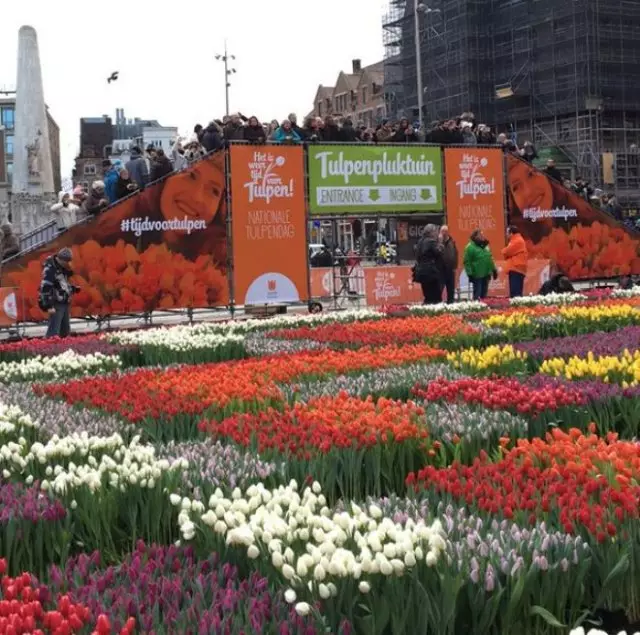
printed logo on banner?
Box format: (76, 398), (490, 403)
(456, 154), (496, 201)
(371, 270), (403, 303)
(245, 152), (295, 205)
(3, 292), (17, 321)
(245, 273), (299, 304)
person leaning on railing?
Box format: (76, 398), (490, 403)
(50, 192), (79, 232)
(83, 181), (109, 217)
(271, 120), (303, 144)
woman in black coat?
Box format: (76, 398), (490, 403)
(414, 224), (445, 304)
(243, 116), (266, 144)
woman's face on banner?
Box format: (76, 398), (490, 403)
(509, 161), (553, 213)
(160, 158), (224, 226)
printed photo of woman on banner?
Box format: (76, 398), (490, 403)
(506, 154), (640, 280)
(3, 152), (229, 322)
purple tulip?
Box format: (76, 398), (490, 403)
(42, 543), (344, 633)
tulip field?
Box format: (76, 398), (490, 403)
(4, 289), (640, 634)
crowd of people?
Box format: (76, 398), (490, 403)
(50, 145), (180, 232)
(412, 223), (560, 305)
(46, 110), (631, 235)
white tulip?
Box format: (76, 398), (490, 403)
(247, 545), (260, 559)
(296, 560), (309, 578)
(284, 589), (297, 604)
(358, 581), (371, 594)
(282, 564), (295, 580)
(404, 551), (417, 568)
(295, 602), (310, 617)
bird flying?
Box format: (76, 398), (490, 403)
(107, 71), (119, 84)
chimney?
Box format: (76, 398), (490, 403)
(352, 59), (362, 74)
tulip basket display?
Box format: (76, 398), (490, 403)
(4, 304), (640, 633)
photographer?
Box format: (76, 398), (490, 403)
(39, 247), (80, 338)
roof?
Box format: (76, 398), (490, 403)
(312, 85), (334, 104)
(363, 61), (384, 74)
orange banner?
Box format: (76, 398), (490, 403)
(444, 148), (507, 276)
(0, 288), (20, 326)
(230, 145), (308, 305)
(364, 266), (424, 306)
(310, 266), (366, 298)
(506, 153), (640, 279)
(312, 262), (551, 306)
(4, 153), (229, 322)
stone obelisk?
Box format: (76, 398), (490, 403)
(11, 25), (55, 234)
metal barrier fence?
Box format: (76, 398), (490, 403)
(18, 220), (58, 253)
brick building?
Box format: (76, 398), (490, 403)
(309, 59), (386, 128)
(0, 93), (61, 204)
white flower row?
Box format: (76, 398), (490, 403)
(510, 292), (587, 307)
(408, 301), (487, 314)
(612, 287), (640, 298)
(110, 328), (245, 352)
(0, 350), (121, 384)
(0, 431), (126, 474)
(40, 435), (187, 495)
(0, 402), (187, 495)
(105, 309), (381, 346)
(174, 480), (446, 598)
(0, 403), (39, 436)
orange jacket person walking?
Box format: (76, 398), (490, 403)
(502, 225), (528, 298)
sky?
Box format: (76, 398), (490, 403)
(0, 0), (385, 180)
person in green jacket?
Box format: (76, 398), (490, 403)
(463, 229), (498, 300)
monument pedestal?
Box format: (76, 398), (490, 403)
(10, 193), (55, 235)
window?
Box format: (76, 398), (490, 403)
(317, 101), (323, 116)
(362, 86), (368, 104)
(5, 135), (13, 156)
(6, 162), (12, 183)
(1, 108), (14, 130)
(83, 164), (96, 176)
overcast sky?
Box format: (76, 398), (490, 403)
(0, 0), (385, 180)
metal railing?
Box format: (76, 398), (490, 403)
(18, 220), (58, 253)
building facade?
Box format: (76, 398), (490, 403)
(383, 0), (640, 204)
(73, 109), (177, 191)
(309, 59), (386, 128)
(0, 94), (61, 204)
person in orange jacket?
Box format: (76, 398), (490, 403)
(502, 225), (528, 297)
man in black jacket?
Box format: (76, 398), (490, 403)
(440, 225), (459, 304)
(321, 115), (342, 142)
(202, 122), (224, 152)
(544, 159), (563, 183)
(39, 247), (78, 338)
(150, 149), (174, 181)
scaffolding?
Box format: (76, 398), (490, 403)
(382, 0), (408, 121)
(383, 0), (640, 204)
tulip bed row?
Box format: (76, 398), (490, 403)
(3, 299), (640, 633)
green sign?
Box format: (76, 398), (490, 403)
(308, 145), (443, 214)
